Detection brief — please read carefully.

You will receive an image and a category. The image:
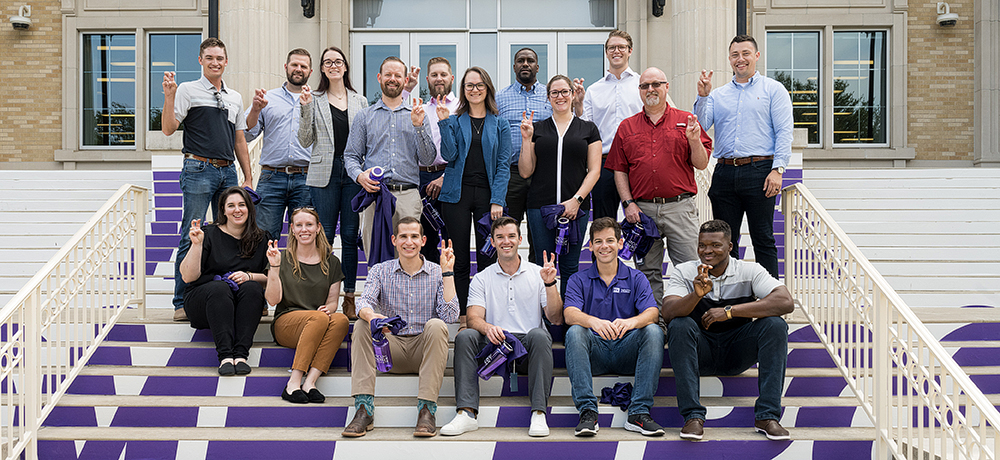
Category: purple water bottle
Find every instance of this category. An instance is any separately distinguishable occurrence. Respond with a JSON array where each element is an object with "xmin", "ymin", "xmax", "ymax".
[
  {"xmin": 477, "ymin": 341, "xmax": 514, "ymax": 380},
  {"xmin": 554, "ymin": 217, "xmax": 570, "ymax": 255},
  {"xmin": 373, "ymin": 334, "xmax": 393, "ymax": 372},
  {"xmin": 619, "ymin": 222, "xmax": 644, "ymax": 260},
  {"xmin": 422, "ymin": 197, "xmax": 445, "ymax": 232},
  {"xmin": 369, "ymin": 166, "xmax": 384, "ymax": 182}
]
